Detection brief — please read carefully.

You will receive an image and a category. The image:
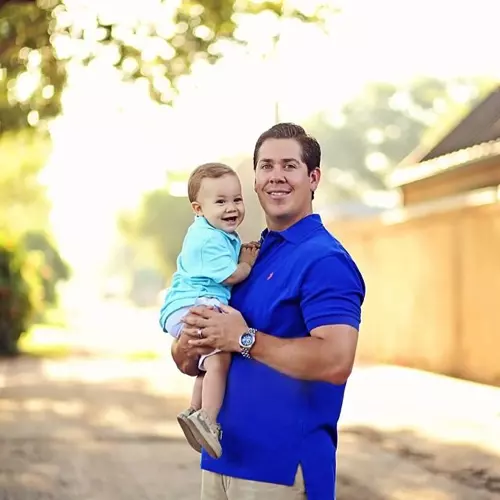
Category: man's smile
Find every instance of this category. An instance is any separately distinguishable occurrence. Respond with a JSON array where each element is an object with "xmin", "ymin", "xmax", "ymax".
[{"xmin": 266, "ymin": 189, "xmax": 292, "ymax": 200}]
